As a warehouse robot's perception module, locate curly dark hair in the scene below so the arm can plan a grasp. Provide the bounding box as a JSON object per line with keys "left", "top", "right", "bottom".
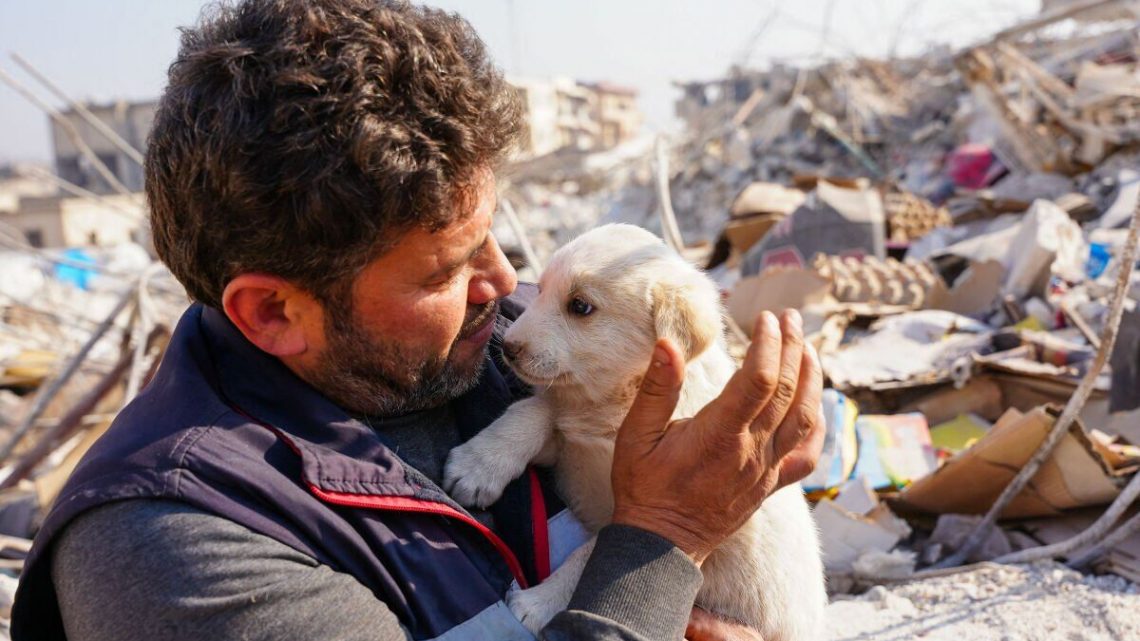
{"left": 146, "top": 0, "right": 524, "bottom": 309}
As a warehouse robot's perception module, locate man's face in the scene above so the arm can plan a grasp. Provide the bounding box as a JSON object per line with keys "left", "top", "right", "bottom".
{"left": 301, "top": 174, "right": 518, "bottom": 417}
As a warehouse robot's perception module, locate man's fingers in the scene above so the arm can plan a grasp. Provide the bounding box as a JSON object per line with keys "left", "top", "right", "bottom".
{"left": 769, "top": 339, "right": 818, "bottom": 458}
{"left": 703, "top": 311, "right": 783, "bottom": 432}
{"left": 618, "top": 338, "right": 686, "bottom": 445}
{"left": 749, "top": 309, "right": 804, "bottom": 436}
{"left": 686, "top": 606, "right": 765, "bottom": 641}
{"left": 775, "top": 344, "right": 826, "bottom": 488}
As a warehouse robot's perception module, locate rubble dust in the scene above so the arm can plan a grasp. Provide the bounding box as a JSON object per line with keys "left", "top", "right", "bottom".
{"left": 824, "top": 561, "right": 1140, "bottom": 641}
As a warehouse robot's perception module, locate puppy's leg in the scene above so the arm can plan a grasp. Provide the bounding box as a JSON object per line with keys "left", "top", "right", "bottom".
{"left": 443, "top": 396, "right": 558, "bottom": 508}
{"left": 508, "top": 536, "right": 595, "bottom": 634}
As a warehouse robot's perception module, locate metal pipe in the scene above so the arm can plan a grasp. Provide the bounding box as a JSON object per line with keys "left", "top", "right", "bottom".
{"left": 0, "top": 65, "right": 134, "bottom": 196}
{"left": 654, "top": 136, "right": 685, "bottom": 253}
{"left": 499, "top": 198, "right": 543, "bottom": 274}
{"left": 10, "top": 53, "right": 146, "bottom": 167}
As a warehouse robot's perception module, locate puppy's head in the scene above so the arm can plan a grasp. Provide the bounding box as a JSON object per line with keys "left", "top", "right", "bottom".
{"left": 502, "top": 224, "right": 722, "bottom": 393}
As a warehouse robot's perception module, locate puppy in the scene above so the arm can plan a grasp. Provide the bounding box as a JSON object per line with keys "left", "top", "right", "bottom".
{"left": 444, "top": 224, "right": 825, "bottom": 640}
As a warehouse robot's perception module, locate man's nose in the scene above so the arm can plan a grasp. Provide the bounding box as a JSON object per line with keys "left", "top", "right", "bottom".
{"left": 469, "top": 233, "right": 518, "bottom": 305}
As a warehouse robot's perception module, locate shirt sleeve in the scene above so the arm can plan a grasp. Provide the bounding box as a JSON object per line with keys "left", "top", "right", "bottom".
{"left": 541, "top": 524, "right": 704, "bottom": 641}
{"left": 51, "top": 499, "right": 410, "bottom": 641}
{"left": 52, "top": 501, "right": 701, "bottom": 641}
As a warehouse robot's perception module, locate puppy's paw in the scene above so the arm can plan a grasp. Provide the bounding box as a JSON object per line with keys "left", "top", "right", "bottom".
{"left": 507, "top": 584, "right": 565, "bottom": 635}
{"left": 442, "top": 440, "right": 517, "bottom": 508}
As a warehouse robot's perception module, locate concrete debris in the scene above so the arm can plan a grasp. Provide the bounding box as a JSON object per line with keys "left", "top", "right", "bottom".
{"left": 814, "top": 498, "right": 906, "bottom": 578}
{"left": 568, "top": 1, "right": 1140, "bottom": 604}
{"left": 824, "top": 561, "right": 1140, "bottom": 641}
{"left": 740, "top": 179, "right": 886, "bottom": 274}
{"left": 852, "top": 550, "right": 917, "bottom": 583}
{"left": 5, "top": 1, "right": 1140, "bottom": 636}
{"left": 928, "top": 514, "right": 1014, "bottom": 563}
{"left": 820, "top": 310, "right": 993, "bottom": 390}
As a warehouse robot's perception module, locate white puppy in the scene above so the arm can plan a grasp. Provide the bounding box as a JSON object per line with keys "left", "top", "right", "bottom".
{"left": 444, "top": 224, "right": 825, "bottom": 640}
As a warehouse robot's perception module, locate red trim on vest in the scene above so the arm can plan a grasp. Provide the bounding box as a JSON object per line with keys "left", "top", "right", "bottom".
{"left": 307, "top": 484, "right": 529, "bottom": 589}
{"left": 231, "top": 404, "right": 530, "bottom": 589}
{"left": 528, "top": 467, "right": 551, "bottom": 582}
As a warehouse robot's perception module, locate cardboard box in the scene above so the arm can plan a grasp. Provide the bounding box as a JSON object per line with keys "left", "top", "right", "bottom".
{"left": 894, "top": 406, "right": 1128, "bottom": 519}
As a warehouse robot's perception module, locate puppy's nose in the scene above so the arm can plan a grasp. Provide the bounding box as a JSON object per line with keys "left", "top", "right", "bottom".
{"left": 502, "top": 340, "right": 523, "bottom": 361}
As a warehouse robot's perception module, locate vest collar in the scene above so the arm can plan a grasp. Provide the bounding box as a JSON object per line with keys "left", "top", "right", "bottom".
{"left": 196, "top": 304, "right": 515, "bottom": 502}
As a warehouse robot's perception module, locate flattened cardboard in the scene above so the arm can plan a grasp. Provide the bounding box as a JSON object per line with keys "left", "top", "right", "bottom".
{"left": 894, "top": 406, "right": 1125, "bottom": 519}
{"left": 988, "top": 371, "right": 1108, "bottom": 412}
{"left": 723, "top": 214, "right": 783, "bottom": 255}
{"left": 726, "top": 268, "right": 832, "bottom": 334}
{"left": 729, "top": 182, "right": 806, "bottom": 218}
{"left": 900, "top": 377, "right": 1005, "bottom": 424}
{"left": 925, "top": 259, "right": 1004, "bottom": 317}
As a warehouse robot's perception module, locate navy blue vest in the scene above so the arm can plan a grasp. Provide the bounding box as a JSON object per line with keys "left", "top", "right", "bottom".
{"left": 12, "top": 286, "right": 589, "bottom": 640}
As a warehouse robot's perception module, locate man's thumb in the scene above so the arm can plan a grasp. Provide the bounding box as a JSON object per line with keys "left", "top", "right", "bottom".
{"left": 621, "top": 339, "right": 686, "bottom": 439}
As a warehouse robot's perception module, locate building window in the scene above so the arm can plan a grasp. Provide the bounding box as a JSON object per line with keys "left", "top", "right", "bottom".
{"left": 25, "top": 229, "right": 44, "bottom": 248}
{"left": 57, "top": 157, "right": 86, "bottom": 189}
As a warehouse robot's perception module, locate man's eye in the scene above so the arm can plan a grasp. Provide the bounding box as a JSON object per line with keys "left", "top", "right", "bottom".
{"left": 429, "top": 271, "right": 461, "bottom": 288}
{"left": 568, "top": 297, "right": 594, "bottom": 316}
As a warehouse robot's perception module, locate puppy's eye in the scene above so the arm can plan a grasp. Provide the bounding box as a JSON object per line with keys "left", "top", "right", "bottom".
{"left": 568, "top": 297, "right": 594, "bottom": 317}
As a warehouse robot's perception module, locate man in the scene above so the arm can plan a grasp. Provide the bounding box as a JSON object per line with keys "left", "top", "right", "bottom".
{"left": 11, "top": 1, "right": 824, "bottom": 640}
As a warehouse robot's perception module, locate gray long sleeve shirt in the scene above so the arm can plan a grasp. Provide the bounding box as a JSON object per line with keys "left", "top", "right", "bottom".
{"left": 50, "top": 405, "right": 703, "bottom": 641}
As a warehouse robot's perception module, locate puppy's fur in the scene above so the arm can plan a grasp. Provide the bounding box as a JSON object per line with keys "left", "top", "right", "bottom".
{"left": 444, "top": 224, "right": 825, "bottom": 640}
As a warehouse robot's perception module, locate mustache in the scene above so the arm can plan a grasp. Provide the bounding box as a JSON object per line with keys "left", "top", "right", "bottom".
{"left": 458, "top": 300, "right": 498, "bottom": 339}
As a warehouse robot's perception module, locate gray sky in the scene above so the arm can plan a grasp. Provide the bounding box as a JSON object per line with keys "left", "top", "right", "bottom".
{"left": 0, "top": 0, "right": 1039, "bottom": 163}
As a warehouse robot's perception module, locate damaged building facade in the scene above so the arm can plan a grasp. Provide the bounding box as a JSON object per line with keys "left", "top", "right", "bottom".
{"left": 0, "top": 100, "right": 151, "bottom": 250}
{"left": 510, "top": 76, "right": 642, "bottom": 158}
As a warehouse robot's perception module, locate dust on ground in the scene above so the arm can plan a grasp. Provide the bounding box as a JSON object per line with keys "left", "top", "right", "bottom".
{"left": 825, "top": 561, "right": 1140, "bottom": 641}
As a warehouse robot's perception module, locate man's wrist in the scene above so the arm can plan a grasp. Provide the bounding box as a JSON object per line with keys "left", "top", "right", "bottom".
{"left": 611, "top": 506, "right": 712, "bottom": 565}
{"left": 551, "top": 524, "right": 703, "bottom": 641}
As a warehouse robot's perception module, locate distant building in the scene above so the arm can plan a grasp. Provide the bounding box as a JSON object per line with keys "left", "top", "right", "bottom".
{"left": 583, "top": 82, "right": 642, "bottom": 150}
{"left": 4, "top": 192, "right": 143, "bottom": 249}
{"left": 0, "top": 164, "right": 55, "bottom": 217}
{"left": 50, "top": 100, "right": 157, "bottom": 195}
{"left": 510, "top": 77, "right": 641, "bottom": 158}
{"left": 0, "top": 99, "right": 160, "bottom": 249}
{"left": 0, "top": 165, "right": 143, "bottom": 248}
{"left": 673, "top": 65, "right": 777, "bottom": 131}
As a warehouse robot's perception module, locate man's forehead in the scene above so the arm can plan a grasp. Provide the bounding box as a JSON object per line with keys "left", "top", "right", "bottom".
{"left": 438, "top": 169, "right": 498, "bottom": 229}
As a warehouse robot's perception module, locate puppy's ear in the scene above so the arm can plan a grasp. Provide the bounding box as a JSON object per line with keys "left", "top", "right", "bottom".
{"left": 651, "top": 270, "right": 722, "bottom": 361}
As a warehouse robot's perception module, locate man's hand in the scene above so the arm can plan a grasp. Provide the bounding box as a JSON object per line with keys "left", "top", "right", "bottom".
{"left": 610, "top": 309, "right": 825, "bottom": 564}
{"left": 686, "top": 607, "right": 765, "bottom": 641}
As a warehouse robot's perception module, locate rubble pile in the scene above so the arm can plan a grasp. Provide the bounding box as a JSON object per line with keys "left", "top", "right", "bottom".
{"left": 824, "top": 560, "right": 1140, "bottom": 640}
{"left": 699, "top": 3, "right": 1140, "bottom": 604}
{"left": 2, "top": 1, "right": 1140, "bottom": 638}
{"left": 494, "top": 0, "right": 1140, "bottom": 610}
{"left": 0, "top": 233, "right": 185, "bottom": 634}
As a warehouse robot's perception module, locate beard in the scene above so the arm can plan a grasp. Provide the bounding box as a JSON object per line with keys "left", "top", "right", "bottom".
{"left": 305, "top": 299, "right": 499, "bottom": 418}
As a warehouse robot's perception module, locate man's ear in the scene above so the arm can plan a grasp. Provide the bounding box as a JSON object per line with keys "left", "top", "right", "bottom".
{"left": 221, "top": 273, "right": 320, "bottom": 357}
{"left": 651, "top": 270, "right": 722, "bottom": 361}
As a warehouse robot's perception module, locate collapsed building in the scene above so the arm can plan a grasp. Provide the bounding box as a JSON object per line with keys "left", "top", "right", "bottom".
{"left": 3, "top": 1, "right": 1140, "bottom": 638}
